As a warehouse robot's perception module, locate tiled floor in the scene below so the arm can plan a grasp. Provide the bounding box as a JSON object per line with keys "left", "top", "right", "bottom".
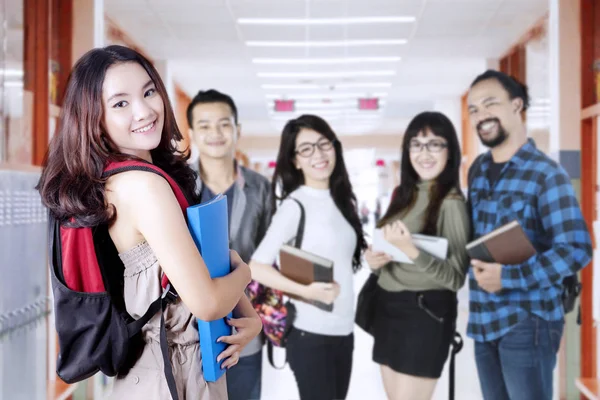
{"left": 261, "top": 268, "right": 483, "bottom": 400}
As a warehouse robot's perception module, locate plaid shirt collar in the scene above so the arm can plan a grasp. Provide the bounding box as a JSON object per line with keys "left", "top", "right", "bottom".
{"left": 480, "top": 137, "right": 536, "bottom": 169}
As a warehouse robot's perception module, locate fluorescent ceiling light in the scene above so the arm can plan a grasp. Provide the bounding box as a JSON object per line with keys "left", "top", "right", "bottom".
{"left": 252, "top": 57, "right": 401, "bottom": 65}
{"left": 271, "top": 109, "right": 350, "bottom": 116}
{"left": 270, "top": 114, "right": 382, "bottom": 122}
{"left": 270, "top": 100, "right": 387, "bottom": 109}
{"left": 295, "top": 101, "right": 360, "bottom": 109}
{"left": 238, "top": 16, "right": 416, "bottom": 25}
{"left": 270, "top": 109, "right": 382, "bottom": 116}
{"left": 258, "top": 71, "right": 395, "bottom": 79}
{"left": 265, "top": 92, "right": 389, "bottom": 100}
{"left": 261, "top": 84, "right": 321, "bottom": 90}
{"left": 247, "top": 39, "right": 407, "bottom": 47}
{"left": 335, "top": 82, "right": 392, "bottom": 88}
{"left": 262, "top": 83, "right": 392, "bottom": 90}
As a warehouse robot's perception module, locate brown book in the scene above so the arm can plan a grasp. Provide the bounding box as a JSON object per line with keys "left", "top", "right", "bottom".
{"left": 279, "top": 244, "right": 334, "bottom": 312}
{"left": 466, "top": 220, "right": 536, "bottom": 265}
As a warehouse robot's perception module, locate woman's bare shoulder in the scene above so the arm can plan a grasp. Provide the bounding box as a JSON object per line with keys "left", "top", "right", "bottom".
{"left": 106, "top": 170, "right": 173, "bottom": 203}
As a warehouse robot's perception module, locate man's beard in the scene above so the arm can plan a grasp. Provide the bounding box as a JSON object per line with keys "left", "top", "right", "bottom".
{"left": 477, "top": 118, "right": 508, "bottom": 148}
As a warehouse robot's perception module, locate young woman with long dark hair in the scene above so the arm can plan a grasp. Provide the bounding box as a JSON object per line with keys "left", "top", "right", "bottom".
{"left": 249, "top": 114, "right": 367, "bottom": 400}
{"left": 37, "top": 45, "right": 262, "bottom": 399}
{"left": 365, "top": 111, "right": 470, "bottom": 400}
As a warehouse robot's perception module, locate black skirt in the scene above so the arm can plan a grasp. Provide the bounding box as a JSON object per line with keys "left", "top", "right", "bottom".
{"left": 372, "top": 286, "right": 457, "bottom": 378}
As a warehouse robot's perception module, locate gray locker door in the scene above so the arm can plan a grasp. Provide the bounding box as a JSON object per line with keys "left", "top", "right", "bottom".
{"left": 0, "top": 168, "right": 49, "bottom": 400}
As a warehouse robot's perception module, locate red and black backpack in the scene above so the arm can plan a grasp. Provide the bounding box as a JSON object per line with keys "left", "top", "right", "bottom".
{"left": 49, "top": 160, "right": 189, "bottom": 400}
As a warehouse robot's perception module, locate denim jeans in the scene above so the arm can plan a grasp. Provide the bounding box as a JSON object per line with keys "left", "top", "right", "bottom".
{"left": 226, "top": 351, "right": 262, "bottom": 400}
{"left": 474, "top": 314, "right": 564, "bottom": 400}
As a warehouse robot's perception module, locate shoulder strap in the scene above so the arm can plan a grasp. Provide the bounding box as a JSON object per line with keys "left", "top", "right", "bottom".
{"left": 288, "top": 197, "right": 306, "bottom": 248}
{"left": 104, "top": 160, "right": 190, "bottom": 211}
{"left": 104, "top": 160, "right": 190, "bottom": 290}
{"left": 104, "top": 161, "right": 182, "bottom": 400}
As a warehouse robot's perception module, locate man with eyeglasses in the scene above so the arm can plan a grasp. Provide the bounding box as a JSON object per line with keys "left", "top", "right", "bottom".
{"left": 466, "top": 70, "right": 592, "bottom": 399}
{"left": 187, "top": 89, "right": 272, "bottom": 400}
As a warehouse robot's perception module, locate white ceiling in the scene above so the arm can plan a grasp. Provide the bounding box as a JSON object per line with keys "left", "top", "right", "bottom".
{"left": 104, "top": 0, "right": 548, "bottom": 136}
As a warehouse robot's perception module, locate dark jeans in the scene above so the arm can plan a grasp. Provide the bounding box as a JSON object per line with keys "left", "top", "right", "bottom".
{"left": 286, "top": 328, "right": 354, "bottom": 400}
{"left": 475, "top": 314, "right": 564, "bottom": 400}
{"left": 226, "top": 350, "right": 262, "bottom": 400}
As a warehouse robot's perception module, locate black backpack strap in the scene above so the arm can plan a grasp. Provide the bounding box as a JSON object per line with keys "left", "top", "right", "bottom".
{"left": 449, "top": 332, "right": 463, "bottom": 400}
{"left": 267, "top": 342, "right": 282, "bottom": 370}
{"left": 160, "top": 299, "right": 179, "bottom": 400}
{"left": 288, "top": 197, "right": 306, "bottom": 248}
{"left": 126, "top": 285, "right": 179, "bottom": 400}
{"left": 270, "top": 198, "right": 305, "bottom": 370}
{"left": 49, "top": 214, "right": 65, "bottom": 284}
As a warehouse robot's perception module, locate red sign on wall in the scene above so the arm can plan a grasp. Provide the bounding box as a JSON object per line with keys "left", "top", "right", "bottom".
{"left": 274, "top": 99, "right": 295, "bottom": 112}
{"left": 358, "top": 98, "right": 379, "bottom": 110}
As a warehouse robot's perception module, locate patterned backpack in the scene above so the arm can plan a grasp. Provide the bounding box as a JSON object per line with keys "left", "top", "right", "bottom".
{"left": 246, "top": 198, "right": 305, "bottom": 368}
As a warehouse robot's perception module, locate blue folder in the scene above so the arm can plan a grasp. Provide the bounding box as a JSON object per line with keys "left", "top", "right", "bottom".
{"left": 187, "top": 193, "right": 232, "bottom": 382}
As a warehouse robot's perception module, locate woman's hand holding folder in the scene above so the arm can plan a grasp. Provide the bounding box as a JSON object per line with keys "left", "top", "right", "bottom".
{"left": 216, "top": 316, "right": 263, "bottom": 369}
{"left": 215, "top": 283, "right": 263, "bottom": 370}
{"left": 365, "top": 245, "right": 393, "bottom": 270}
{"left": 383, "top": 220, "right": 420, "bottom": 260}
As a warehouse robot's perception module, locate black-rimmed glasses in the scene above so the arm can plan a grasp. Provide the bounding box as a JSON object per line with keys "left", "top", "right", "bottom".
{"left": 295, "top": 139, "right": 336, "bottom": 158}
{"left": 408, "top": 141, "right": 448, "bottom": 153}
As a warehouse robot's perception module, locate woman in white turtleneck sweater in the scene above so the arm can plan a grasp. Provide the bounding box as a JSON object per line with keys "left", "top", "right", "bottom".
{"left": 250, "top": 115, "right": 367, "bottom": 400}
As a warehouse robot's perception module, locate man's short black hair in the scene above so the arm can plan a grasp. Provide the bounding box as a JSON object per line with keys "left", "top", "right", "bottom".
{"left": 470, "top": 70, "right": 530, "bottom": 112}
{"left": 186, "top": 89, "right": 239, "bottom": 128}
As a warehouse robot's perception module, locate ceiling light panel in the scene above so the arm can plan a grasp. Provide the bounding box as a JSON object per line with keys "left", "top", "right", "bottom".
{"left": 262, "top": 83, "right": 392, "bottom": 90}
{"left": 269, "top": 100, "right": 387, "bottom": 109}
{"left": 252, "top": 57, "right": 401, "bottom": 65}
{"left": 246, "top": 39, "right": 408, "bottom": 47}
{"left": 265, "top": 92, "right": 389, "bottom": 100}
{"left": 257, "top": 71, "right": 396, "bottom": 78}
{"left": 270, "top": 109, "right": 382, "bottom": 118}
{"left": 237, "top": 16, "right": 416, "bottom": 25}
{"left": 261, "top": 84, "right": 321, "bottom": 90}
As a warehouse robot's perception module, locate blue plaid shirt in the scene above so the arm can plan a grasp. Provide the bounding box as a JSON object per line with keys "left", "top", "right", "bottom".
{"left": 467, "top": 139, "right": 592, "bottom": 342}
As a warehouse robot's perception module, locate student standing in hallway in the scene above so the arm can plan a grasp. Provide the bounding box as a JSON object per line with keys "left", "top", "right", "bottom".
{"left": 187, "top": 89, "right": 272, "bottom": 400}
{"left": 250, "top": 115, "right": 367, "bottom": 400}
{"left": 38, "top": 45, "right": 262, "bottom": 399}
{"left": 364, "top": 111, "right": 470, "bottom": 400}
{"left": 466, "top": 70, "right": 592, "bottom": 400}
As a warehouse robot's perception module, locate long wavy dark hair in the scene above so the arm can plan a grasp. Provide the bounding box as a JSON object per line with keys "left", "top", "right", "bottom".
{"left": 272, "top": 114, "right": 367, "bottom": 272}
{"left": 37, "top": 45, "right": 198, "bottom": 227}
{"left": 378, "top": 111, "right": 463, "bottom": 235}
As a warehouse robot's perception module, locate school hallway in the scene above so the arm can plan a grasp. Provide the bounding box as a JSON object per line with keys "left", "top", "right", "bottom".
{"left": 1, "top": 1, "right": 598, "bottom": 399}
{"left": 261, "top": 266, "right": 483, "bottom": 400}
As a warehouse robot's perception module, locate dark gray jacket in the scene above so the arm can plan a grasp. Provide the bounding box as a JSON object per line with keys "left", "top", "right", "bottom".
{"left": 193, "top": 164, "right": 273, "bottom": 263}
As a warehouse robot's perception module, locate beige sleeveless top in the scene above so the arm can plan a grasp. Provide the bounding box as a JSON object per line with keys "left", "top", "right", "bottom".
{"left": 108, "top": 241, "right": 228, "bottom": 400}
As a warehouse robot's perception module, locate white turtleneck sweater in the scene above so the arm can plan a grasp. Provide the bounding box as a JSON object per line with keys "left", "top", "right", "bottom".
{"left": 252, "top": 185, "right": 357, "bottom": 336}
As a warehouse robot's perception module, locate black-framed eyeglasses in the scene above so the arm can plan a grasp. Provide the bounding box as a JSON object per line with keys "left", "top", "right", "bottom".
{"left": 408, "top": 141, "right": 448, "bottom": 153}
{"left": 295, "top": 139, "right": 336, "bottom": 158}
